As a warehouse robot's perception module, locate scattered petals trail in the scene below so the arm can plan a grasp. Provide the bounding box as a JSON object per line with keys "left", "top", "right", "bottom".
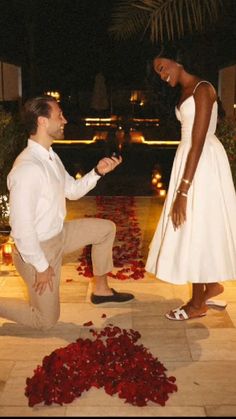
{"left": 76, "top": 196, "right": 145, "bottom": 280}
{"left": 25, "top": 325, "right": 177, "bottom": 407}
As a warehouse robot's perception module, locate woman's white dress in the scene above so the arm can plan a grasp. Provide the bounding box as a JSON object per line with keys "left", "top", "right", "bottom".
{"left": 145, "top": 84, "right": 236, "bottom": 284}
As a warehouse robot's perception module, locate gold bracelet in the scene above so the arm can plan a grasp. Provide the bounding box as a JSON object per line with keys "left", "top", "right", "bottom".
{"left": 177, "top": 190, "right": 188, "bottom": 197}
{"left": 181, "top": 177, "right": 192, "bottom": 185}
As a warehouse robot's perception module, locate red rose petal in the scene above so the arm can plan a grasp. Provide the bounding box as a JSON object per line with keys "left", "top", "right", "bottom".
{"left": 25, "top": 325, "right": 177, "bottom": 408}
{"left": 76, "top": 196, "right": 146, "bottom": 280}
{"left": 83, "top": 321, "right": 94, "bottom": 326}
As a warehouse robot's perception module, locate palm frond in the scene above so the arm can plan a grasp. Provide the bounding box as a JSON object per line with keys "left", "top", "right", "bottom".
{"left": 108, "top": 0, "right": 149, "bottom": 40}
{"left": 109, "top": 0, "right": 223, "bottom": 43}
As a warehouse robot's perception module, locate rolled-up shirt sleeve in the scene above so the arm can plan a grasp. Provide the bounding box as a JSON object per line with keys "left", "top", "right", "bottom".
{"left": 8, "top": 164, "right": 49, "bottom": 272}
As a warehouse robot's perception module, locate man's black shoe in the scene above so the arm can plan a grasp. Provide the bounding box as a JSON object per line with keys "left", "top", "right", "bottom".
{"left": 90, "top": 288, "right": 135, "bottom": 305}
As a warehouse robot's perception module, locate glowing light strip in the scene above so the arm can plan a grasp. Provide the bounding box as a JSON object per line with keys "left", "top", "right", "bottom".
{"left": 132, "top": 118, "right": 160, "bottom": 122}
{"left": 131, "top": 136, "right": 180, "bottom": 145}
{"left": 53, "top": 139, "right": 180, "bottom": 146}
{"left": 84, "top": 117, "right": 116, "bottom": 122}
{"left": 53, "top": 139, "right": 96, "bottom": 144}
{"left": 142, "top": 139, "right": 180, "bottom": 145}
{"left": 85, "top": 123, "right": 112, "bottom": 126}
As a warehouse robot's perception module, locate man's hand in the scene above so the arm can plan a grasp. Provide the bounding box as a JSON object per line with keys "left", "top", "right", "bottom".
{"left": 33, "top": 266, "right": 55, "bottom": 295}
{"left": 96, "top": 155, "right": 122, "bottom": 176}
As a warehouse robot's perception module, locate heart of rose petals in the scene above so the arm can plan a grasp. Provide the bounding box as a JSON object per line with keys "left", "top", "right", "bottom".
{"left": 25, "top": 325, "right": 177, "bottom": 407}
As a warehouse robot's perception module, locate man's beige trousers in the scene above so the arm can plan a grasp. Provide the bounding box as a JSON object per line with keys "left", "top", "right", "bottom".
{"left": 0, "top": 218, "right": 115, "bottom": 330}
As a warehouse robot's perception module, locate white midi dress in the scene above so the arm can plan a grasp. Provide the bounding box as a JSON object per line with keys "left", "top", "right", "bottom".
{"left": 145, "top": 82, "right": 236, "bottom": 284}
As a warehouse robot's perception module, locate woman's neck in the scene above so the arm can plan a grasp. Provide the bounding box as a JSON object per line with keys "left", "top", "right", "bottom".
{"left": 179, "top": 72, "right": 200, "bottom": 91}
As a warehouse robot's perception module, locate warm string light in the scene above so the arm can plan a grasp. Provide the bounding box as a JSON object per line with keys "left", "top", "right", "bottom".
{"left": 45, "top": 91, "right": 60, "bottom": 102}
{"left": 151, "top": 167, "right": 167, "bottom": 198}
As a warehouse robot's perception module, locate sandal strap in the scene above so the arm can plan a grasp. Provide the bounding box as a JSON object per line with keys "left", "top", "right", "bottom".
{"left": 173, "top": 307, "right": 188, "bottom": 320}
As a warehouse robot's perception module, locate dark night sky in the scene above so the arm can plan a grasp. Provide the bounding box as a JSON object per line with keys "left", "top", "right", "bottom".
{"left": 0, "top": 0, "right": 149, "bottom": 93}
{"left": 0, "top": 0, "right": 235, "bottom": 95}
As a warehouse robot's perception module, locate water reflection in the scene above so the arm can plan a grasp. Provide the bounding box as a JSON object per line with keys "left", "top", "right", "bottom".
{"left": 52, "top": 116, "right": 180, "bottom": 196}
{"left": 53, "top": 140, "right": 177, "bottom": 197}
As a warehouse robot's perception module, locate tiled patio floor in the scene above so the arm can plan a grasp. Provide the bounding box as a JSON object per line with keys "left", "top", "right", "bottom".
{"left": 0, "top": 196, "right": 236, "bottom": 417}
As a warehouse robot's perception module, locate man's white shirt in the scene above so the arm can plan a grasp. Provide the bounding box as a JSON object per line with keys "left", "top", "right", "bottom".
{"left": 7, "top": 139, "right": 101, "bottom": 272}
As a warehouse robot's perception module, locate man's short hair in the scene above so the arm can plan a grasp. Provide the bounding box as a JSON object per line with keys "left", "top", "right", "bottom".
{"left": 22, "top": 95, "right": 57, "bottom": 135}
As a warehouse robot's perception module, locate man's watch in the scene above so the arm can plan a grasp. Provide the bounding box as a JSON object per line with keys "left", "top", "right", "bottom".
{"left": 94, "top": 166, "right": 104, "bottom": 176}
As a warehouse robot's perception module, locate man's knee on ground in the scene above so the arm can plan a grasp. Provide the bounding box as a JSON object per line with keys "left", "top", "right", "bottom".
{"left": 33, "top": 310, "right": 60, "bottom": 331}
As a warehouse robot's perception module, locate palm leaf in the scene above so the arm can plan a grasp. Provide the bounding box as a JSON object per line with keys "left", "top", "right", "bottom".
{"left": 109, "top": 0, "right": 223, "bottom": 43}
{"left": 108, "top": 0, "right": 149, "bottom": 40}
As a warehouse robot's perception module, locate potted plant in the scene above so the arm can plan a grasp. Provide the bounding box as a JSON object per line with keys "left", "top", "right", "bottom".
{"left": 0, "top": 107, "right": 26, "bottom": 236}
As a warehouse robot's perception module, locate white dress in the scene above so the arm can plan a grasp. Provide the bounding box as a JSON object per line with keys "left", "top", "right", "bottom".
{"left": 145, "top": 82, "right": 236, "bottom": 284}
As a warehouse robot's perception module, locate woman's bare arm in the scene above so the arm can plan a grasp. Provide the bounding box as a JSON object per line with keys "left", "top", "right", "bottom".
{"left": 171, "top": 83, "right": 216, "bottom": 230}
{"left": 181, "top": 83, "right": 216, "bottom": 185}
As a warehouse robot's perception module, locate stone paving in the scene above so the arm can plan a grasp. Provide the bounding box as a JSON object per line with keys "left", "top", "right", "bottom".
{"left": 0, "top": 196, "right": 236, "bottom": 417}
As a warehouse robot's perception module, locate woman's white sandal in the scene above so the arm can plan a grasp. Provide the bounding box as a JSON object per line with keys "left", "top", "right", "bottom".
{"left": 165, "top": 307, "right": 207, "bottom": 321}
{"left": 206, "top": 299, "right": 227, "bottom": 309}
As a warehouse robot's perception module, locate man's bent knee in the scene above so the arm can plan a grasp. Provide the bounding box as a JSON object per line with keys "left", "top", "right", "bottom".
{"left": 104, "top": 220, "right": 116, "bottom": 237}
{"left": 95, "top": 219, "right": 116, "bottom": 243}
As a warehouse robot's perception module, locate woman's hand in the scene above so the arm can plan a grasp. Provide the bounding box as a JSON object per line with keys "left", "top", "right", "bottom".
{"left": 33, "top": 266, "right": 55, "bottom": 295}
{"left": 170, "top": 194, "right": 187, "bottom": 231}
{"left": 95, "top": 155, "right": 122, "bottom": 176}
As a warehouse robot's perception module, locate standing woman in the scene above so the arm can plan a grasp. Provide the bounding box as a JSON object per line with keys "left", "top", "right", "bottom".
{"left": 145, "top": 47, "right": 236, "bottom": 320}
